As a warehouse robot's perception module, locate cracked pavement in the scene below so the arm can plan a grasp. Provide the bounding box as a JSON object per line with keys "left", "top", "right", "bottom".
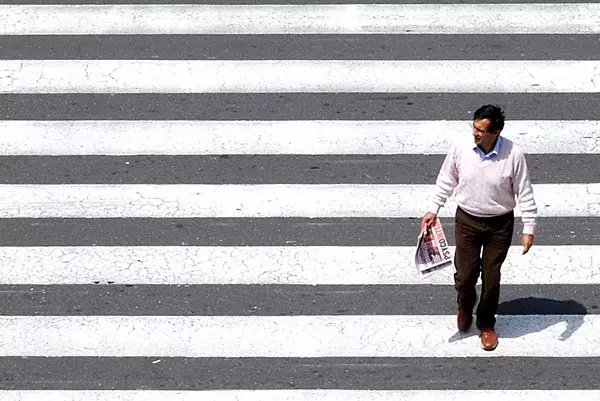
{"left": 0, "top": 245, "right": 598, "bottom": 285}
{"left": 1, "top": 60, "right": 600, "bottom": 93}
{"left": 0, "top": 183, "right": 598, "bottom": 218}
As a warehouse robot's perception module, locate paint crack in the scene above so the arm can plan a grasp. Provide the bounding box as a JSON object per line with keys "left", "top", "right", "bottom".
{"left": 257, "top": 250, "right": 285, "bottom": 283}
{"left": 133, "top": 191, "right": 168, "bottom": 216}
{"left": 585, "top": 184, "right": 600, "bottom": 215}
{"left": 286, "top": 248, "right": 305, "bottom": 282}
{"left": 0, "top": 62, "right": 20, "bottom": 91}
{"left": 593, "top": 121, "right": 600, "bottom": 152}
{"left": 239, "top": 255, "right": 251, "bottom": 279}
{"left": 183, "top": 251, "right": 202, "bottom": 283}
{"left": 591, "top": 64, "right": 600, "bottom": 89}
{"left": 107, "top": 64, "right": 121, "bottom": 85}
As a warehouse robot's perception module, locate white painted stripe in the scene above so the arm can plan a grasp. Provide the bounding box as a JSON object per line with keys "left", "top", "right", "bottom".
{"left": 1, "top": 246, "right": 597, "bottom": 285}
{"left": 0, "top": 184, "right": 596, "bottom": 218}
{"left": 1, "top": 60, "right": 599, "bottom": 94}
{"left": 0, "top": 315, "right": 597, "bottom": 357}
{"left": 1, "top": 4, "right": 599, "bottom": 35}
{"left": 2, "top": 390, "right": 600, "bottom": 401}
{"left": 2, "top": 120, "right": 599, "bottom": 155}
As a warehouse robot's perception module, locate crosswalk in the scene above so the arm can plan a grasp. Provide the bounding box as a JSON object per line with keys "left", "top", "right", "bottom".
{"left": 0, "top": 0, "right": 599, "bottom": 399}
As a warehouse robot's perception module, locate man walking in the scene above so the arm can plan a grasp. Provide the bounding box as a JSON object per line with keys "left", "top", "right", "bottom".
{"left": 420, "top": 104, "right": 537, "bottom": 351}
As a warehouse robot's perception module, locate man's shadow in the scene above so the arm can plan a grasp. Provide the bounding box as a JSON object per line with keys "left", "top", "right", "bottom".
{"left": 448, "top": 297, "right": 587, "bottom": 342}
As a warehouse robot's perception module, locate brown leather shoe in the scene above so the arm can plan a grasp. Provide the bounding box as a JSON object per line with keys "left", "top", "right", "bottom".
{"left": 480, "top": 329, "right": 498, "bottom": 351}
{"left": 457, "top": 309, "right": 472, "bottom": 332}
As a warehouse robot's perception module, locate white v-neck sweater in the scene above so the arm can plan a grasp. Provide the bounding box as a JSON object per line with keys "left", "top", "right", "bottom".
{"left": 428, "top": 136, "right": 537, "bottom": 235}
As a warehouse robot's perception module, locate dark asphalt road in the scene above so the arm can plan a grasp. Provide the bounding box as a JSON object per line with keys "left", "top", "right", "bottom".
{"left": 1, "top": 93, "right": 599, "bottom": 120}
{"left": 1, "top": 217, "right": 599, "bottom": 246}
{"left": 2, "top": 357, "right": 600, "bottom": 390}
{"left": 1, "top": 154, "right": 597, "bottom": 184}
{"left": 0, "top": 284, "right": 596, "bottom": 316}
{"left": 2, "top": 34, "right": 599, "bottom": 60}
{"left": 1, "top": 0, "right": 599, "bottom": 394}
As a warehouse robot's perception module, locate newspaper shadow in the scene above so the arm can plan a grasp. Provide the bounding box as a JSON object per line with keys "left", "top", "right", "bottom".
{"left": 447, "top": 297, "right": 586, "bottom": 343}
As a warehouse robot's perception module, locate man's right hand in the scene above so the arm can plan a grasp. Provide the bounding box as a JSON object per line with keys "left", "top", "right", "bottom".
{"left": 420, "top": 212, "right": 437, "bottom": 232}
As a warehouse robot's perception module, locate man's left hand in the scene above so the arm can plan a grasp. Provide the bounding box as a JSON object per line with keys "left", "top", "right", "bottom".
{"left": 521, "top": 234, "right": 534, "bottom": 254}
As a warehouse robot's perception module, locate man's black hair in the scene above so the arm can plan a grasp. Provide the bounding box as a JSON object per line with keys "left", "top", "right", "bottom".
{"left": 473, "top": 104, "right": 505, "bottom": 134}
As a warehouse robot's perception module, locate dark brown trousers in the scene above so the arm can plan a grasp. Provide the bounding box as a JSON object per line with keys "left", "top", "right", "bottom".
{"left": 454, "top": 206, "right": 514, "bottom": 330}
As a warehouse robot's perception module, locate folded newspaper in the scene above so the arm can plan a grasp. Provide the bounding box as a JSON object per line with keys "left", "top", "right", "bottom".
{"left": 414, "top": 219, "right": 453, "bottom": 277}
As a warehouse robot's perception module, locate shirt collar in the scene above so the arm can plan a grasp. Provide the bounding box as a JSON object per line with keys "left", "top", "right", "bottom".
{"left": 473, "top": 135, "right": 502, "bottom": 160}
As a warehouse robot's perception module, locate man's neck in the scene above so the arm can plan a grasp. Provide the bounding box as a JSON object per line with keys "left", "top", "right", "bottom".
{"left": 478, "top": 136, "right": 498, "bottom": 154}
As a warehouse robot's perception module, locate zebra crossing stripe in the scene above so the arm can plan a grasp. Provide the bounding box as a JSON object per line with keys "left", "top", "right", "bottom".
{"left": 0, "top": 315, "right": 596, "bottom": 357}
{"left": 1, "top": 60, "right": 599, "bottom": 93}
{"left": 2, "top": 4, "right": 599, "bottom": 35}
{"left": 1, "top": 120, "right": 599, "bottom": 155}
{"left": 0, "top": 183, "right": 596, "bottom": 218}
{"left": 0, "top": 245, "right": 597, "bottom": 285}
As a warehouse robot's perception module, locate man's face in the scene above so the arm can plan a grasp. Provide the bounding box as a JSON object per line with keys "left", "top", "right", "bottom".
{"left": 472, "top": 118, "right": 498, "bottom": 150}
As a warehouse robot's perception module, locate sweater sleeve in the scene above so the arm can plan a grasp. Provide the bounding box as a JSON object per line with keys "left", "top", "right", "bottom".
{"left": 512, "top": 150, "right": 538, "bottom": 235}
{"left": 428, "top": 144, "right": 459, "bottom": 215}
